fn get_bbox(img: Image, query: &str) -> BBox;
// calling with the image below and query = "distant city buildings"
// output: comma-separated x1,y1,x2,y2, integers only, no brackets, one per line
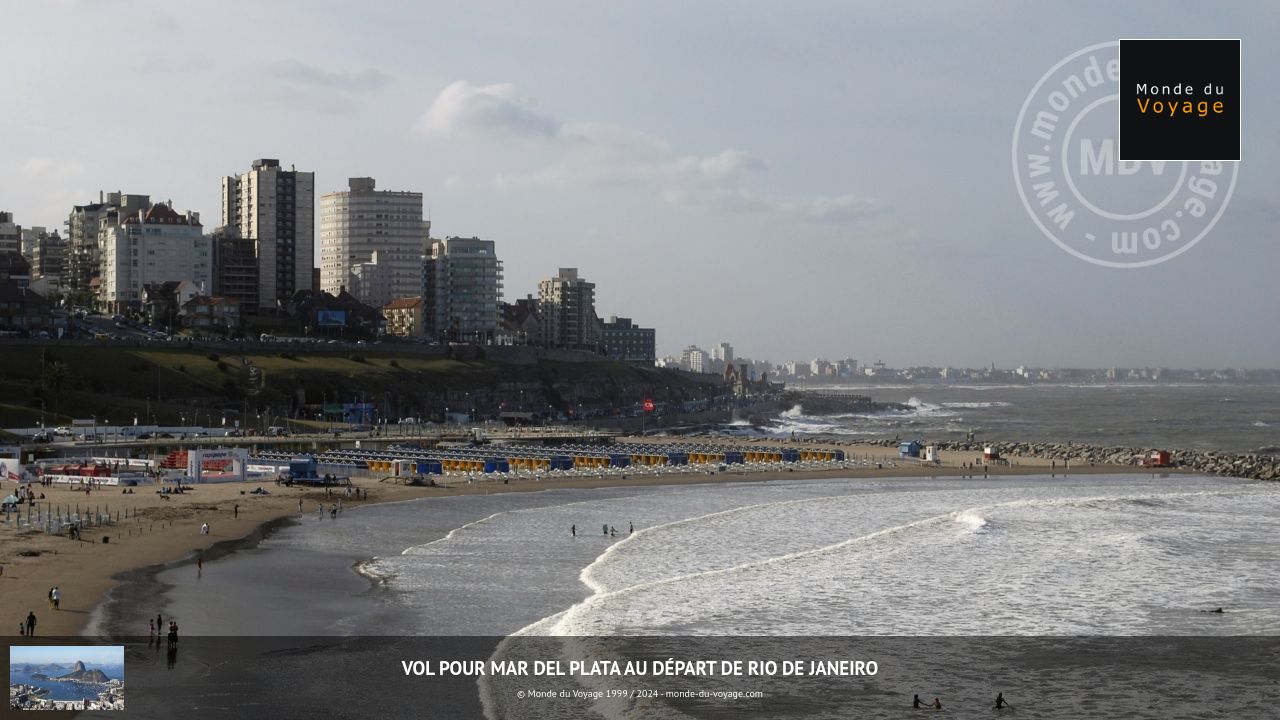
221,159,314,312
4,157,656,353
99,203,211,314
423,236,502,343
710,342,734,364
538,267,598,350
320,177,426,309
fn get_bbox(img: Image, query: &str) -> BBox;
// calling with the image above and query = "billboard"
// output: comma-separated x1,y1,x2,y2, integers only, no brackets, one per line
316,310,347,328
0,446,21,482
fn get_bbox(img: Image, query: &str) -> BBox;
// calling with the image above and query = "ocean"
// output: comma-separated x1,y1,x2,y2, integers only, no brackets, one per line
757,383,1280,452
8,665,122,702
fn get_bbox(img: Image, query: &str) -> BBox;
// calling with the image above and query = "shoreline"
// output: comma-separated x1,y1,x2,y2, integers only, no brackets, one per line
2,438,1195,639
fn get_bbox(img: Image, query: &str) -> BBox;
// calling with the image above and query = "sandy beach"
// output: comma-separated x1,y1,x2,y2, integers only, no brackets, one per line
0,437,1170,638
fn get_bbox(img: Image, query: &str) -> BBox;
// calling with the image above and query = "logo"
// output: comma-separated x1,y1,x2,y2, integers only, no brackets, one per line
1012,41,1238,268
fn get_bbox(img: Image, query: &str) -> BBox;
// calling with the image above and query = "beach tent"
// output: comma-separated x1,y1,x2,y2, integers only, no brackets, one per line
2,494,17,505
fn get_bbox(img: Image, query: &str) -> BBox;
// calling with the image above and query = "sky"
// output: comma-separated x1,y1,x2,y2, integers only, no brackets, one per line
2,1,1277,368
10,645,124,667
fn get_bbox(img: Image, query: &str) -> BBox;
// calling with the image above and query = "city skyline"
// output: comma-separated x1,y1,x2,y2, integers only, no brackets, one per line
2,1,1278,366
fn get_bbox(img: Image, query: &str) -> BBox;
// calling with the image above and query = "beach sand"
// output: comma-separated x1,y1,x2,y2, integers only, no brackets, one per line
0,437,1168,638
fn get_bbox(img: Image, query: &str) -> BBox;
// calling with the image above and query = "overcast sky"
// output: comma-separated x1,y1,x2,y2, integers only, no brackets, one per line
3,1,1276,367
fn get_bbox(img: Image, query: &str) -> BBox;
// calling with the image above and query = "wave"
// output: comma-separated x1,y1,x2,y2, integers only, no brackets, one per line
1253,421,1270,427
953,508,994,533
515,487,1256,637
780,404,804,418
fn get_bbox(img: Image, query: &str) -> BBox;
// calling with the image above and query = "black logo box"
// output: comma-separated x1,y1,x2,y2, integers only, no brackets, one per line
1119,38,1241,161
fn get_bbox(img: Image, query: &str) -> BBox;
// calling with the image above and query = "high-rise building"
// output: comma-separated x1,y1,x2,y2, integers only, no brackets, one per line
99,203,211,313
319,177,426,309
711,342,734,364
537,268,598,350
600,316,656,362
0,212,21,254
423,236,503,343
221,159,314,312
210,226,260,311
66,192,152,297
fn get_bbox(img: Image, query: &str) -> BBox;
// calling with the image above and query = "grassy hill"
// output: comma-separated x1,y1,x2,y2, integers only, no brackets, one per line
0,342,717,429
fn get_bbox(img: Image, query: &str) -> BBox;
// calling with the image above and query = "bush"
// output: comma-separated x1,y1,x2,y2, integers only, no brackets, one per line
348,354,367,364
278,352,298,360
206,352,220,362
389,359,399,368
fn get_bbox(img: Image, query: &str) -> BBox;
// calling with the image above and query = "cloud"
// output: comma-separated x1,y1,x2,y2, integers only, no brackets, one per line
421,79,889,227
417,80,560,139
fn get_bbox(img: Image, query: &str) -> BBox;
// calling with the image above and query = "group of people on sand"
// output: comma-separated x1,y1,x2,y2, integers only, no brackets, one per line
914,692,1011,711
149,614,179,644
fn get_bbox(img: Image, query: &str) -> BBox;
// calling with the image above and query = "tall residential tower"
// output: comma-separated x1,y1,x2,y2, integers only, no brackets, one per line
221,159,314,312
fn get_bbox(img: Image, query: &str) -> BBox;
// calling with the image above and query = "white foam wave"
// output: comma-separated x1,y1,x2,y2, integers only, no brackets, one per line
953,508,994,533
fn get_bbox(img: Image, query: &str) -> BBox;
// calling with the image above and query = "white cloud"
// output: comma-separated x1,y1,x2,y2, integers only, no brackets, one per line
420,79,888,227
417,80,560,139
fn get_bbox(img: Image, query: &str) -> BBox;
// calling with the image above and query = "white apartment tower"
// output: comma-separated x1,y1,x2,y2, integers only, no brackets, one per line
221,159,314,311
99,203,211,313
319,177,427,309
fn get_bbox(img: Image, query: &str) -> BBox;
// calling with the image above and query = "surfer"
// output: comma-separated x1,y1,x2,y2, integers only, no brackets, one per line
995,692,1011,710
571,524,576,538
1201,607,1224,613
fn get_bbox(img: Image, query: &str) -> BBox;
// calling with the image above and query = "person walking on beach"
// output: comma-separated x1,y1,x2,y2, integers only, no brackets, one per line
200,522,209,535
197,556,203,574
51,586,60,610
234,504,239,518
47,587,54,609
298,499,303,514
25,611,36,637
149,619,155,637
